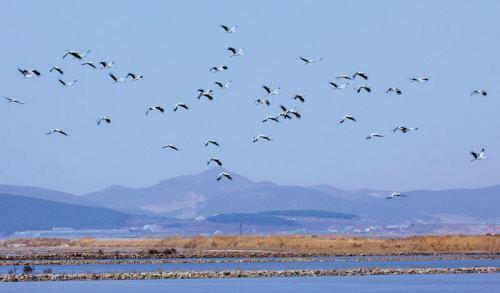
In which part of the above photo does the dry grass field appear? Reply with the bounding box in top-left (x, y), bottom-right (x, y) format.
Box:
top-left (2, 235), bottom-right (499, 255)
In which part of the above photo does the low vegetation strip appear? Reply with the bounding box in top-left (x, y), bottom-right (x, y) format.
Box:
top-left (1, 267), bottom-right (498, 282)
top-left (1, 235), bottom-right (498, 260)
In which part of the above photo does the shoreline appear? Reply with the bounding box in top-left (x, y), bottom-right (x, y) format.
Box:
top-left (1, 267), bottom-right (498, 282)
top-left (0, 253), bottom-right (498, 267)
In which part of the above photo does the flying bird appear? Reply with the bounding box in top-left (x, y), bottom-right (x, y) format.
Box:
top-left (353, 72), bottom-right (368, 80)
top-left (81, 62), bottom-right (97, 69)
top-left (471, 90), bottom-right (487, 97)
top-left (63, 49), bottom-right (91, 60)
top-left (470, 148), bottom-right (487, 161)
top-left (109, 73), bottom-right (125, 83)
top-left (393, 126), bottom-right (418, 133)
top-left (253, 134), bottom-right (272, 143)
top-left (3, 97), bottom-right (25, 104)
top-left (99, 61), bottom-right (115, 69)
top-left (227, 47), bottom-right (244, 57)
top-left (207, 157), bottom-right (223, 166)
top-left (50, 66), bottom-right (64, 75)
top-left (173, 103), bottom-right (189, 112)
top-left (263, 85), bottom-right (280, 96)
top-left (386, 88), bottom-right (402, 95)
top-left (262, 116), bottom-right (280, 123)
top-left (210, 65), bottom-right (228, 72)
top-left (46, 129), bottom-right (69, 136)
top-left (387, 192), bottom-right (406, 199)
top-left (339, 115), bottom-right (356, 124)
top-left (197, 89), bottom-right (214, 100)
top-left (214, 81), bottom-right (231, 89)
top-left (336, 74), bottom-right (352, 80)
top-left (18, 68), bottom-right (41, 78)
top-left (205, 140), bottom-right (220, 147)
top-left (366, 133), bottom-right (384, 139)
top-left (217, 172), bottom-right (233, 181)
top-left (356, 85), bottom-right (371, 93)
top-left (126, 73), bottom-right (144, 81)
top-left (409, 77), bottom-right (429, 82)
top-left (329, 82), bottom-right (349, 90)
top-left (58, 79), bottom-right (77, 86)
top-left (161, 144), bottom-right (179, 151)
top-left (292, 94), bottom-right (305, 103)
top-left (299, 56), bottom-right (323, 64)
top-left (97, 116), bottom-right (111, 125)
top-left (146, 106), bottom-right (165, 115)
top-left (220, 25), bottom-right (237, 33)
top-left (255, 99), bottom-right (271, 106)
top-left (279, 105), bottom-right (301, 119)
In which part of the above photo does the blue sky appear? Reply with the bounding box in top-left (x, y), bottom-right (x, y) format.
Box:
top-left (1, 0), bottom-right (499, 194)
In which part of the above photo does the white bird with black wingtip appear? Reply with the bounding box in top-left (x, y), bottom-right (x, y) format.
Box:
top-left (173, 103), bottom-right (189, 112)
top-left (63, 49), bottom-right (91, 60)
top-left (109, 73), bottom-right (125, 83)
top-left (262, 116), bottom-right (280, 123)
top-left (329, 82), bottom-right (349, 90)
top-left (3, 97), bottom-right (25, 104)
top-left (366, 133), bottom-right (384, 139)
top-left (393, 126), bottom-right (418, 133)
top-left (339, 115), bottom-right (356, 124)
top-left (97, 116), bottom-right (111, 125)
top-left (127, 73), bottom-right (144, 81)
top-left (197, 89), bottom-right (214, 101)
top-left (207, 157), bottom-right (223, 166)
top-left (355, 85), bottom-right (371, 93)
top-left (256, 99), bottom-right (271, 106)
top-left (253, 135), bottom-right (272, 143)
top-left (470, 148), bottom-right (487, 161)
top-left (161, 144), bottom-right (179, 151)
top-left (263, 85), bottom-right (280, 96)
top-left (146, 106), bottom-right (165, 116)
top-left (210, 65), bottom-right (228, 73)
top-left (227, 47), bottom-right (244, 57)
top-left (214, 81), bottom-right (231, 89)
top-left (386, 88), bottom-right (402, 95)
top-left (217, 172), bottom-right (233, 181)
top-left (18, 68), bottom-right (41, 78)
top-left (205, 140), bottom-right (220, 147)
top-left (50, 66), bottom-right (64, 75)
top-left (409, 77), bottom-right (429, 83)
top-left (58, 79), bottom-right (77, 86)
top-left (299, 56), bottom-right (323, 64)
top-left (46, 129), bottom-right (69, 136)
top-left (220, 25), bottom-right (237, 33)
top-left (471, 90), bottom-right (487, 97)
top-left (387, 192), bottom-right (406, 199)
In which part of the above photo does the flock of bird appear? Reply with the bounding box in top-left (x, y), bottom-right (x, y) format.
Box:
top-left (3, 24), bottom-right (491, 199)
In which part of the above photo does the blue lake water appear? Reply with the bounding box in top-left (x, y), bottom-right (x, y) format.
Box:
top-left (0, 258), bottom-right (498, 274)
top-left (1, 274), bottom-right (499, 293)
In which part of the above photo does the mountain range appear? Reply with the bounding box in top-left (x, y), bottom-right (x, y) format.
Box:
top-left (0, 167), bottom-right (498, 235)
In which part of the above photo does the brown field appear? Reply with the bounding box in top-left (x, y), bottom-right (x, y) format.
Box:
top-left (1, 235), bottom-right (499, 256)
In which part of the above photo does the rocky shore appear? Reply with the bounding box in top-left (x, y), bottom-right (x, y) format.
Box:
top-left (1, 267), bottom-right (497, 282)
top-left (0, 254), bottom-right (497, 267)
top-left (1, 248), bottom-right (497, 261)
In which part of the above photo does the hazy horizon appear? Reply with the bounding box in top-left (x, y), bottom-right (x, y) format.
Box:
top-left (1, 0), bottom-right (499, 194)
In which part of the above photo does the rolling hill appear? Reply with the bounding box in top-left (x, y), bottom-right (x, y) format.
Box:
top-left (0, 193), bottom-right (132, 235)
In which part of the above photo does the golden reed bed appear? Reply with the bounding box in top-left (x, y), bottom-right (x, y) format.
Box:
top-left (2, 235), bottom-right (499, 255)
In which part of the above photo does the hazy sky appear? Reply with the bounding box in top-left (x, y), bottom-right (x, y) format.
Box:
top-left (1, 0), bottom-right (499, 194)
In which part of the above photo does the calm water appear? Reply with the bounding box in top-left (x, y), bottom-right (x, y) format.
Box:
top-left (1, 274), bottom-right (499, 293)
top-left (0, 258), bottom-right (498, 274)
